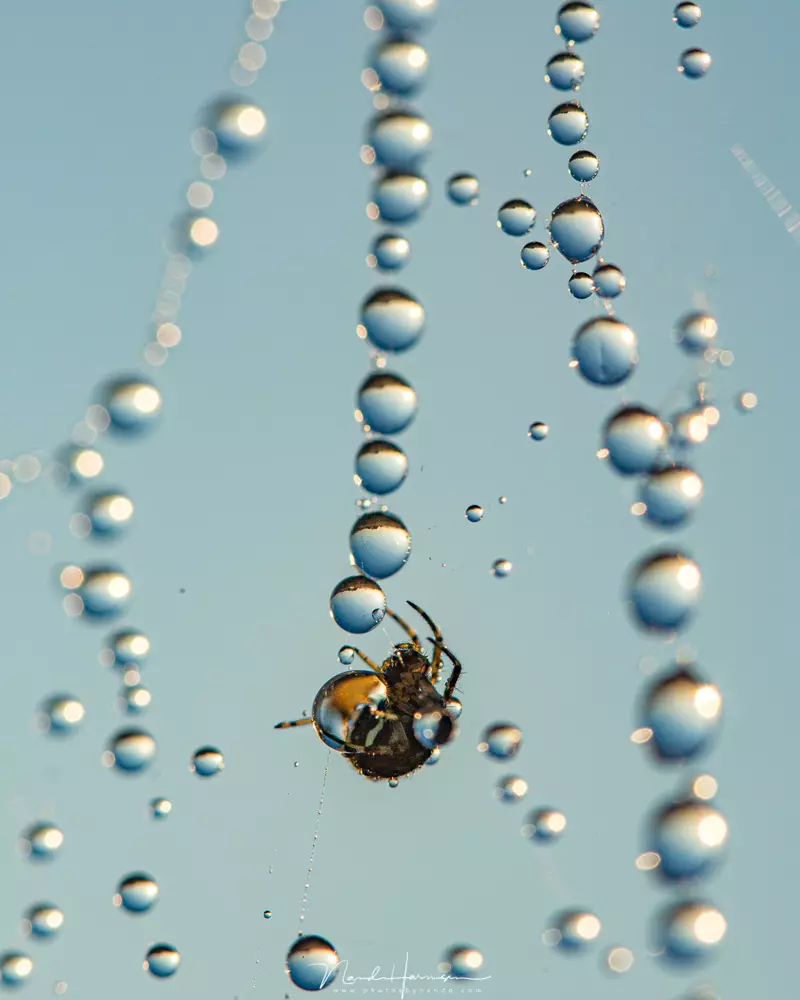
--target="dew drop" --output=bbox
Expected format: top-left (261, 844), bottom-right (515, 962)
top-left (38, 695), bottom-right (85, 736)
top-left (629, 551), bottom-right (702, 632)
top-left (355, 440), bottom-right (409, 495)
top-left (150, 797), bottom-right (172, 820)
top-left (656, 901), bottom-right (726, 964)
top-left (556, 3), bottom-right (600, 43)
top-left (650, 799), bottom-right (728, 881)
top-left (338, 646), bottom-right (356, 665)
top-left (350, 511), bottom-right (411, 579)
top-left (465, 504), bottom-right (484, 522)
top-left (368, 111), bottom-right (432, 170)
top-left (521, 241), bottom-right (550, 270)
top-left (642, 666), bottom-right (722, 761)
top-left (206, 99), bottom-right (267, 156)
top-left (264, 910), bottom-right (272, 919)
top-left (640, 467), bottom-right (703, 528)
top-left (330, 577), bottom-right (387, 634)
top-left (377, 0), bottom-right (438, 32)
top-left (357, 372), bottom-right (418, 435)
top-left (76, 567), bottom-right (133, 619)
top-left (491, 558), bottom-right (513, 577)
top-left (447, 173), bottom-right (479, 206)
top-left (107, 729), bottom-right (157, 773)
top-left (497, 199), bottom-right (536, 236)
top-left (553, 910), bottom-right (602, 951)
top-left (107, 629), bottom-right (150, 666)
top-left (119, 685), bottom-right (152, 714)
top-left (603, 406), bottom-right (667, 475)
top-left (361, 289), bottom-right (425, 353)
top-left (478, 723), bottom-right (522, 760)
top-left (0, 953), bottom-right (33, 987)
top-left (674, 2), bottom-right (702, 28)
top-left (84, 491), bottom-right (135, 539)
top-left (413, 709), bottom-right (456, 749)
top-left (286, 935), bottom-right (340, 990)
top-left (58, 446), bottom-right (104, 485)
top-left (568, 149), bottom-right (599, 182)
top-left (372, 39), bottom-right (429, 95)
top-left (388, 777), bottom-right (399, 788)
top-left (677, 312), bottom-right (718, 354)
top-left (549, 196), bottom-right (604, 262)
top-left (593, 263), bottom-right (626, 299)
top-left (20, 823), bottom-right (64, 861)
top-left (144, 944), bottom-right (181, 978)
top-left (441, 946), bottom-right (485, 977)
top-left (679, 48), bottom-right (712, 79)
top-left (371, 233), bottom-right (411, 271)
top-left (101, 378), bottom-right (162, 435)
top-left (545, 51), bottom-right (585, 91)
top-left (528, 422), bottom-right (549, 441)
top-left (190, 746), bottom-right (225, 777)
top-left (495, 775), bottom-right (528, 803)
top-left (523, 807), bottom-right (567, 842)
top-left (568, 271), bottom-right (595, 299)
top-left (548, 101), bottom-right (589, 145)
top-left (116, 873), bottom-right (160, 913)
top-left (24, 904), bottom-right (64, 939)
top-left (373, 172), bottom-right (430, 223)
top-left (573, 317), bottom-right (638, 386)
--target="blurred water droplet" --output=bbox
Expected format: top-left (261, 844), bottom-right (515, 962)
top-left (447, 173), bottom-right (479, 205)
top-left (670, 409), bottom-right (710, 448)
top-left (548, 101), bottom-right (589, 145)
top-left (23, 904), bottom-right (64, 939)
top-left (286, 935), bottom-right (340, 990)
top-left (478, 724), bottom-right (522, 759)
top-left (371, 233), bottom-right (411, 271)
top-left (38, 695), bottom-right (85, 736)
top-left (144, 944), bottom-right (181, 978)
top-left (605, 946), bottom-right (634, 974)
top-left (523, 808), bottom-right (567, 842)
top-left (264, 910), bottom-right (272, 919)
top-left (642, 667), bottom-right (722, 761)
top-left (119, 685), bottom-right (152, 714)
top-left (330, 577), bottom-right (387, 633)
top-left (674, 2), bottom-right (702, 27)
top-left (552, 910), bottom-right (602, 951)
top-left (629, 551), bottom-right (702, 632)
top-left (372, 39), bottom-right (429, 94)
top-left (593, 263), bottom-right (626, 298)
top-left (21, 823), bottom-right (64, 861)
top-left (677, 313), bottom-right (718, 354)
top-left (528, 422), bottom-right (549, 441)
top-left (656, 901), bottom-right (726, 963)
top-left (107, 629), bottom-right (150, 666)
top-left (373, 172), bottom-right (430, 223)
top-left (679, 48), bottom-right (712, 78)
top-left (441, 946), bottom-right (484, 977)
top-left (737, 391), bottom-right (758, 412)
top-left (369, 111), bottom-right (431, 170)
top-left (650, 799), bottom-right (728, 881)
top-left (101, 378), bottom-right (162, 435)
top-left (495, 775), bottom-right (528, 803)
top-left (116, 873), bottom-right (159, 913)
top-left (107, 729), bottom-right (157, 773)
top-left (206, 100), bottom-right (267, 157)
top-left (191, 746), bottom-right (225, 777)
top-left (545, 51), bottom-right (585, 91)
top-left (0, 953), bottom-right (33, 987)
top-left (641, 467), bottom-right (703, 528)
top-left (84, 491), bottom-right (135, 539)
top-left (491, 558), bottom-right (513, 577)
top-left (150, 797), bottom-right (172, 820)
top-left (377, 0), bottom-right (438, 31)
top-left (603, 407), bottom-right (667, 475)
top-left (75, 568), bottom-right (133, 619)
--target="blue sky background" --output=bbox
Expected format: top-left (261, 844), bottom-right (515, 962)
top-left (0, 1), bottom-right (795, 997)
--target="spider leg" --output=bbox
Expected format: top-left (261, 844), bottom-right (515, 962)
top-left (274, 717), bottom-right (314, 730)
top-left (407, 601), bottom-right (443, 684)
top-left (427, 637), bottom-right (462, 703)
top-left (348, 648), bottom-right (381, 672)
top-left (384, 607), bottom-right (423, 651)
top-left (322, 729), bottom-right (396, 756)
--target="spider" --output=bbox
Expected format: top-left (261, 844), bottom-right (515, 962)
top-left (275, 602), bottom-right (462, 782)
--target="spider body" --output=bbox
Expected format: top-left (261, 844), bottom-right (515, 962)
top-left (275, 603), bottom-right (462, 783)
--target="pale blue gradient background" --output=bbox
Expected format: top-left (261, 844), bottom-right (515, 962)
top-left (0, 1), bottom-right (794, 997)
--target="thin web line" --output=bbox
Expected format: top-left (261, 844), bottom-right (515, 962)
top-left (297, 749), bottom-right (333, 936)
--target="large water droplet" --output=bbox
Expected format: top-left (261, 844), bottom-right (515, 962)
top-left (371, 233), bottom-right (411, 271)
top-left (190, 746), bottom-right (225, 777)
top-left (549, 196), bottom-right (604, 262)
top-left (656, 901), bottom-right (726, 964)
top-left (38, 695), bottom-right (85, 736)
top-left (650, 799), bottom-right (728, 881)
top-left (23, 904), bottom-right (64, 939)
top-left (673, 2), bottom-right (702, 27)
top-left (497, 199), bottom-right (536, 236)
top-left (356, 440), bottom-right (408, 494)
top-left (593, 263), bottom-right (626, 298)
top-left (568, 149), bottom-right (599, 182)
top-left (358, 372), bottom-right (418, 434)
top-left (102, 378), bottom-right (162, 435)
top-left (442, 946), bottom-right (485, 978)
top-left (521, 242), bottom-right (550, 270)
top-left (144, 944), bottom-right (181, 978)
top-left (0, 954), bottom-right (33, 987)
top-left (556, 2), bottom-right (600, 43)
top-left (641, 467), bottom-right (703, 528)
top-left (116, 873), bottom-right (160, 913)
top-left (286, 935), bottom-right (340, 991)
top-left (350, 511), bottom-right (411, 579)
top-left (447, 173), bottom-right (479, 206)
top-left (677, 312), bottom-right (718, 354)
top-left (642, 666), bottom-right (722, 761)
top-left (361, 289), bottom-right (424, 352)
top-left (21, 823), bottom-right (64, 861)
top-left (207, 99), bottom-right (267, 156)
top-left (679, 48), bottom-right (712, 78)
top-left (77, 567), bottom-right (133, 619)
top-left (413, 709), bottom-right (456, 749)
top-left (603, 406), bottom-right (667, 475)
top-left (573, 317), bottom-right (638, 386)
top-left (377, 0), bottom-right (438, 32)
top-left (548, 101), bottom-right (589, 145)
top-left (478, 723), bottom-right (522, 760)
top-left (373, 172), bottom-right (429, 223)
top-left (372, 38), bottom-right (429, 94)
top-left (368, 111), bottom-right (432, 169)
top-left (107, 728), bottom-right (157, 773)
top-left (330, 577), bottom-right (386, 634)
top-left (629, 551), bottom-right (702, 632)
top-left (545, 51), bottom-right (585, 91)
top-left (568, 272), bottom-right (595, 299)
top-left (85, 491), bottom-right (135, 539)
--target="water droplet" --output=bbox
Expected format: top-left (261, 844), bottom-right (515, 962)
top-left (21, 823), bottom-right (64, 861)
top-left (656, 901), bottom-right (726, 963)
top-left (101, 378), bottom-right (162, 435)
top-left (670, 409), bottom-right (710, 448)
top-left (58, 445), bottom-right (104, 484)
top-left (445, 697), bottom-right (463, 719)
top-left (38, 695), bottom-right (85, 736)
top-left (521, 241), bottom-right (550, 269)
top-left (330, 577), bottom-right (387, 633)
top-left (357, 372), bottom-right (418, 435)
top-left (144, 944), bottom-right (181, 978)
top-left (377, 0), bottom-right (438, 31)
top-left (107, 729), bottom-right (157, 773)
top-left (549, 196), bottom-right (604, 262)
top-left (478, 723), bottom-right (522, 759)
top-left (465, 504), bottom-right (484, 523)
top-left (567, 151), bottom-right (599, 184)
top-left (24, 904), bottom-right (64, 939)
top-left (350, 512), bottom-right (411, 579)
top-left (107, 629), bottom-right (150, 666)
top-left (441, 946), bottom-right (484, 977)
top-left (605, 946), bottom-right (634, 974)
top-left (372, 39), bottom-right (429, 94)
top-left (355, 440), bottom-right (408, 495)
top-left (190, 746), bottom-right (225, 777)
top-left (447, 173), bottom-right (479, 205)
top-left (425, 746), bottom-right (441, 765)
top-left (573, 317), bottom-right (638, 386)
top-left (545, 51), bottom-right (585, 91)
top-left (361, 289), bottom-right (424, 353)
top-left (603, 407), bottom-right (667, 475)
top-left (629, 551), bottom-right (702, 632)
top-left (84, 491), bottom-right (135, 539)
top-left (552, 910), bottom-right (602, 950)
top-left (116, 873), bottom-right (159, 913)
top-left (674, 2), bottom-right (702, 28)
top-left (368, 111), bottom-right (432, 170)
top-left (491, 558), bottom-right (513, 577)
top-left (388, 777), bottom-right (400, 787)
top-left (371, 233), bottom-right (411, 271)
top-left (548, 101), bottom-right (589, 145)
top-left (642, 666), bottom-right (722, 761)
top-left (677, 312), bottom-right (718, 354)
top-left (119, 685), bottom-right (152, 714)
top-left (556, 3), bottom-right (600, 43)
top-left (568, 271), bottom-right (595, 299)
top-left (650, 799), bottom-right (728, 881)
top-left (497, 199), bottom-right (536, 236)
top-left (73, 567), bottom-right (132, 619)
top-left (286, 935), bottom-right (340, 991)
top-left (593, 263), bottom-right (626, 298)
top-left (495, 775), bottom-right (528, 803)
top-left (207, 100), bottom-right (267, 156)
top-left (336, 647), bottom-right (356, 668)
top-left (736, 390), bottom-right (757, 412)
top-left (523, 807), bottom-right (567, 842)
top-left (679, 48), bottom-right (712, 78)
top-left (373, 172), bottom-right (430, 223)
top-left (150, 797), bottom-right (172, 820)
top-left (641, 467), bottom-right (703, 528)
top-left (0, 954), bottom-right (33, 987)
top-left (528, 422), bottom-right (549, 441)
top-left (498, 495), bottom-right (508, 504)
